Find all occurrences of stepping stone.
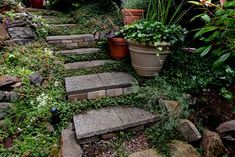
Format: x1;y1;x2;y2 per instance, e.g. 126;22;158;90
50;24;77;28
73;107;160;144
60;128;83;157
47;34;95;49
65;72;139;101
47;34;94;41
129;149;162;157
54;48;100;56
64;60;118;70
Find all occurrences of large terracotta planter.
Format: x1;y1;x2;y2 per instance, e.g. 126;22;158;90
108;38;129;60
31;0;44;9
128;40;171;77
122;9;144;25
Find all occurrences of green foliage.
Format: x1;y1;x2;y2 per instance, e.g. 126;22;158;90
121;0;148;9
31;15;49;39
118;20;187;45
191;1;235;68
45;3;122;36
162;50;214;92
0;41;192;156
0;0;19;7
48;0;115;12
146;0;188;25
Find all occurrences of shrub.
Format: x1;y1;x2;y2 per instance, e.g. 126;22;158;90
189;0;235;98
118;20;187;45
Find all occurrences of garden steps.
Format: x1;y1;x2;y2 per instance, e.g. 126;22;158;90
73;106;160;144
65;72;139;101
49;24;78;28
46;34;96;49
64;59;118;70
54;48;101;56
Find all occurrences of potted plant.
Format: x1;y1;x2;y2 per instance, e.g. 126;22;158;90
121;0;147;25
118;20;186;76
107;31;129;60
31;0;44;9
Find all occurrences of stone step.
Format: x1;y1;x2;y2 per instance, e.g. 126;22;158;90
65;72;139;101
50;24;77;28
46;34;95;49
54;48;100;56
73;107;160;144
64;60;118;70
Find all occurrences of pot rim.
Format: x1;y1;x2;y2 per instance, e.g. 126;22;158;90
108;37;127;43
122;9;145;12
127;40;171;47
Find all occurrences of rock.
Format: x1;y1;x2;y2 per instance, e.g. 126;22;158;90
0;102;13;111
5;38;34;45
201;130;226;157
169;140;201;157
6;91;19;102
128;149;162;157
59;128;83;157
0;24;10;41
0;76;21;88
46;123;55;133
216;120;235;142
0;91;6;100
177;119;201;142
216;120;235;135
29;72;43;86
6;15;33;28
94;31;100;40
7;27;36;39
0;112;7;120
10;82;22;88
0;91;18;102
159;99;181;117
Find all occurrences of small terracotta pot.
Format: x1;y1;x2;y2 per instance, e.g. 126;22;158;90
108;38;129;60
31;0;44;9
122;9;144;25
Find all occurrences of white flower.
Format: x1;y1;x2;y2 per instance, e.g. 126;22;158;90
54;81;59;87
36;93;51;108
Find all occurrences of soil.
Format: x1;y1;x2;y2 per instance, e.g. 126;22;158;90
81;133;151;157
189;88;234;130
189;88;235;156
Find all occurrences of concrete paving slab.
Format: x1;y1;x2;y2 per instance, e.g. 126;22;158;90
73;107;123;140
98;72;138;88
54;48;100;55
73;107;159;144
64;60;117;70
65;74;104;95
113;107;160;128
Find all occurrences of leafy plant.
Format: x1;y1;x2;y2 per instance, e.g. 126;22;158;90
189;0;235;68
146;0;189;25
121;0;147;9
118;20;187;45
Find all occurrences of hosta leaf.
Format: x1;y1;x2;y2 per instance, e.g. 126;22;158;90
194;26;218;38
201;14;210;22
200;45;212;57
188;1;201;5
190;13;205;22
213;52;231;67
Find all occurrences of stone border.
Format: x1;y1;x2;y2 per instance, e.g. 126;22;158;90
65;72;139;101
68;86;139;101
